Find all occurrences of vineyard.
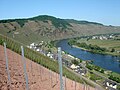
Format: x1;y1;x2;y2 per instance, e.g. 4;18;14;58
0;34;96;90
0;34;84;83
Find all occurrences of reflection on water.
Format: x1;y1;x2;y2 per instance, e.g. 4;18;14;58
57;39;120;73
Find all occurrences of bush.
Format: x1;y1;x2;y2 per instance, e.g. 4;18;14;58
111;48;115;52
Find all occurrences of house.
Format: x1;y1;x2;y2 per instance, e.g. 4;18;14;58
70;64;77;70
36;48;40;52
28;43;36;49
102;36;108;40
30;43;35;47
77;69;87;76
103;80;117;90
116;51;120;53
92;36;98;39
47;52;53;59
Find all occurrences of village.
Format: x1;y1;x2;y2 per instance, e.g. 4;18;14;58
91;34;115;40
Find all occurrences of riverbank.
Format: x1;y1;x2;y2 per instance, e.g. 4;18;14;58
72;45;120;57
72;37;120;57
68;38;120;57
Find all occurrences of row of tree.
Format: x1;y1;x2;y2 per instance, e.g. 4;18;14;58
86;63;105;73
109;75;120;83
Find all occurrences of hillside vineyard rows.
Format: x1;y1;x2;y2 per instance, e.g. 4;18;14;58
0;44;95;90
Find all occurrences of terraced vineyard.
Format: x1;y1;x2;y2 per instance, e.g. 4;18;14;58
0;34;97;90
0;45;93;90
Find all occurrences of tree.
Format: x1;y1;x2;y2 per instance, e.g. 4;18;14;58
71;59;79;65
111;48;115;52
100;69;104;73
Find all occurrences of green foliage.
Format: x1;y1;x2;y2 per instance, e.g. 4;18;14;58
77;43;106;52
109;75;120;83
47;40;59;48
0;19;27;27
71;59;79;65
86;64;93;70
0;15;72;28
66;19;104;26
86;63;104;73
68;39;77;45
30;15;72;28
94;65;101;71
117;85;120;90
50;41;56;47
90;74;101;81
0;38;4;45
69;40;107;54
80;59;82;63
100;69;104;73
111;48;115;52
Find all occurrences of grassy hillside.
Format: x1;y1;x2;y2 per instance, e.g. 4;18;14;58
0;15;120;45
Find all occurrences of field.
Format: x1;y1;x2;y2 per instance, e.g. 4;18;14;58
77;38;120;50
76;38;120;56
0;45;95;90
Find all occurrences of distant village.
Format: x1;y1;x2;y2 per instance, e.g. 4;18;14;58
91;34;115;40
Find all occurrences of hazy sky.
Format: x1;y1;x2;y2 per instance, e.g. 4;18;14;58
0;0;120;26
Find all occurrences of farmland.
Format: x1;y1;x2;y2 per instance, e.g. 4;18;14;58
69;36;120;56
77;38;120;51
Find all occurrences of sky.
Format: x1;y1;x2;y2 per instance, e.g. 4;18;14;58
0;0;120;26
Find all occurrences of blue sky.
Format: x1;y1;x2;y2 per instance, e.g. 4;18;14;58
0;0;120;26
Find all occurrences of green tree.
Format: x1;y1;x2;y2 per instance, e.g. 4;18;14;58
72;59;79;65
100;69;104;73
111;48;115;52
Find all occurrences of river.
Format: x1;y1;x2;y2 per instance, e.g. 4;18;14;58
56;39;120;74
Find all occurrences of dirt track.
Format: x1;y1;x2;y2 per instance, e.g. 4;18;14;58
0;45;95;90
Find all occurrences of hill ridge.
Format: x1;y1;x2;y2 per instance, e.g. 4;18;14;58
0;15;120;44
